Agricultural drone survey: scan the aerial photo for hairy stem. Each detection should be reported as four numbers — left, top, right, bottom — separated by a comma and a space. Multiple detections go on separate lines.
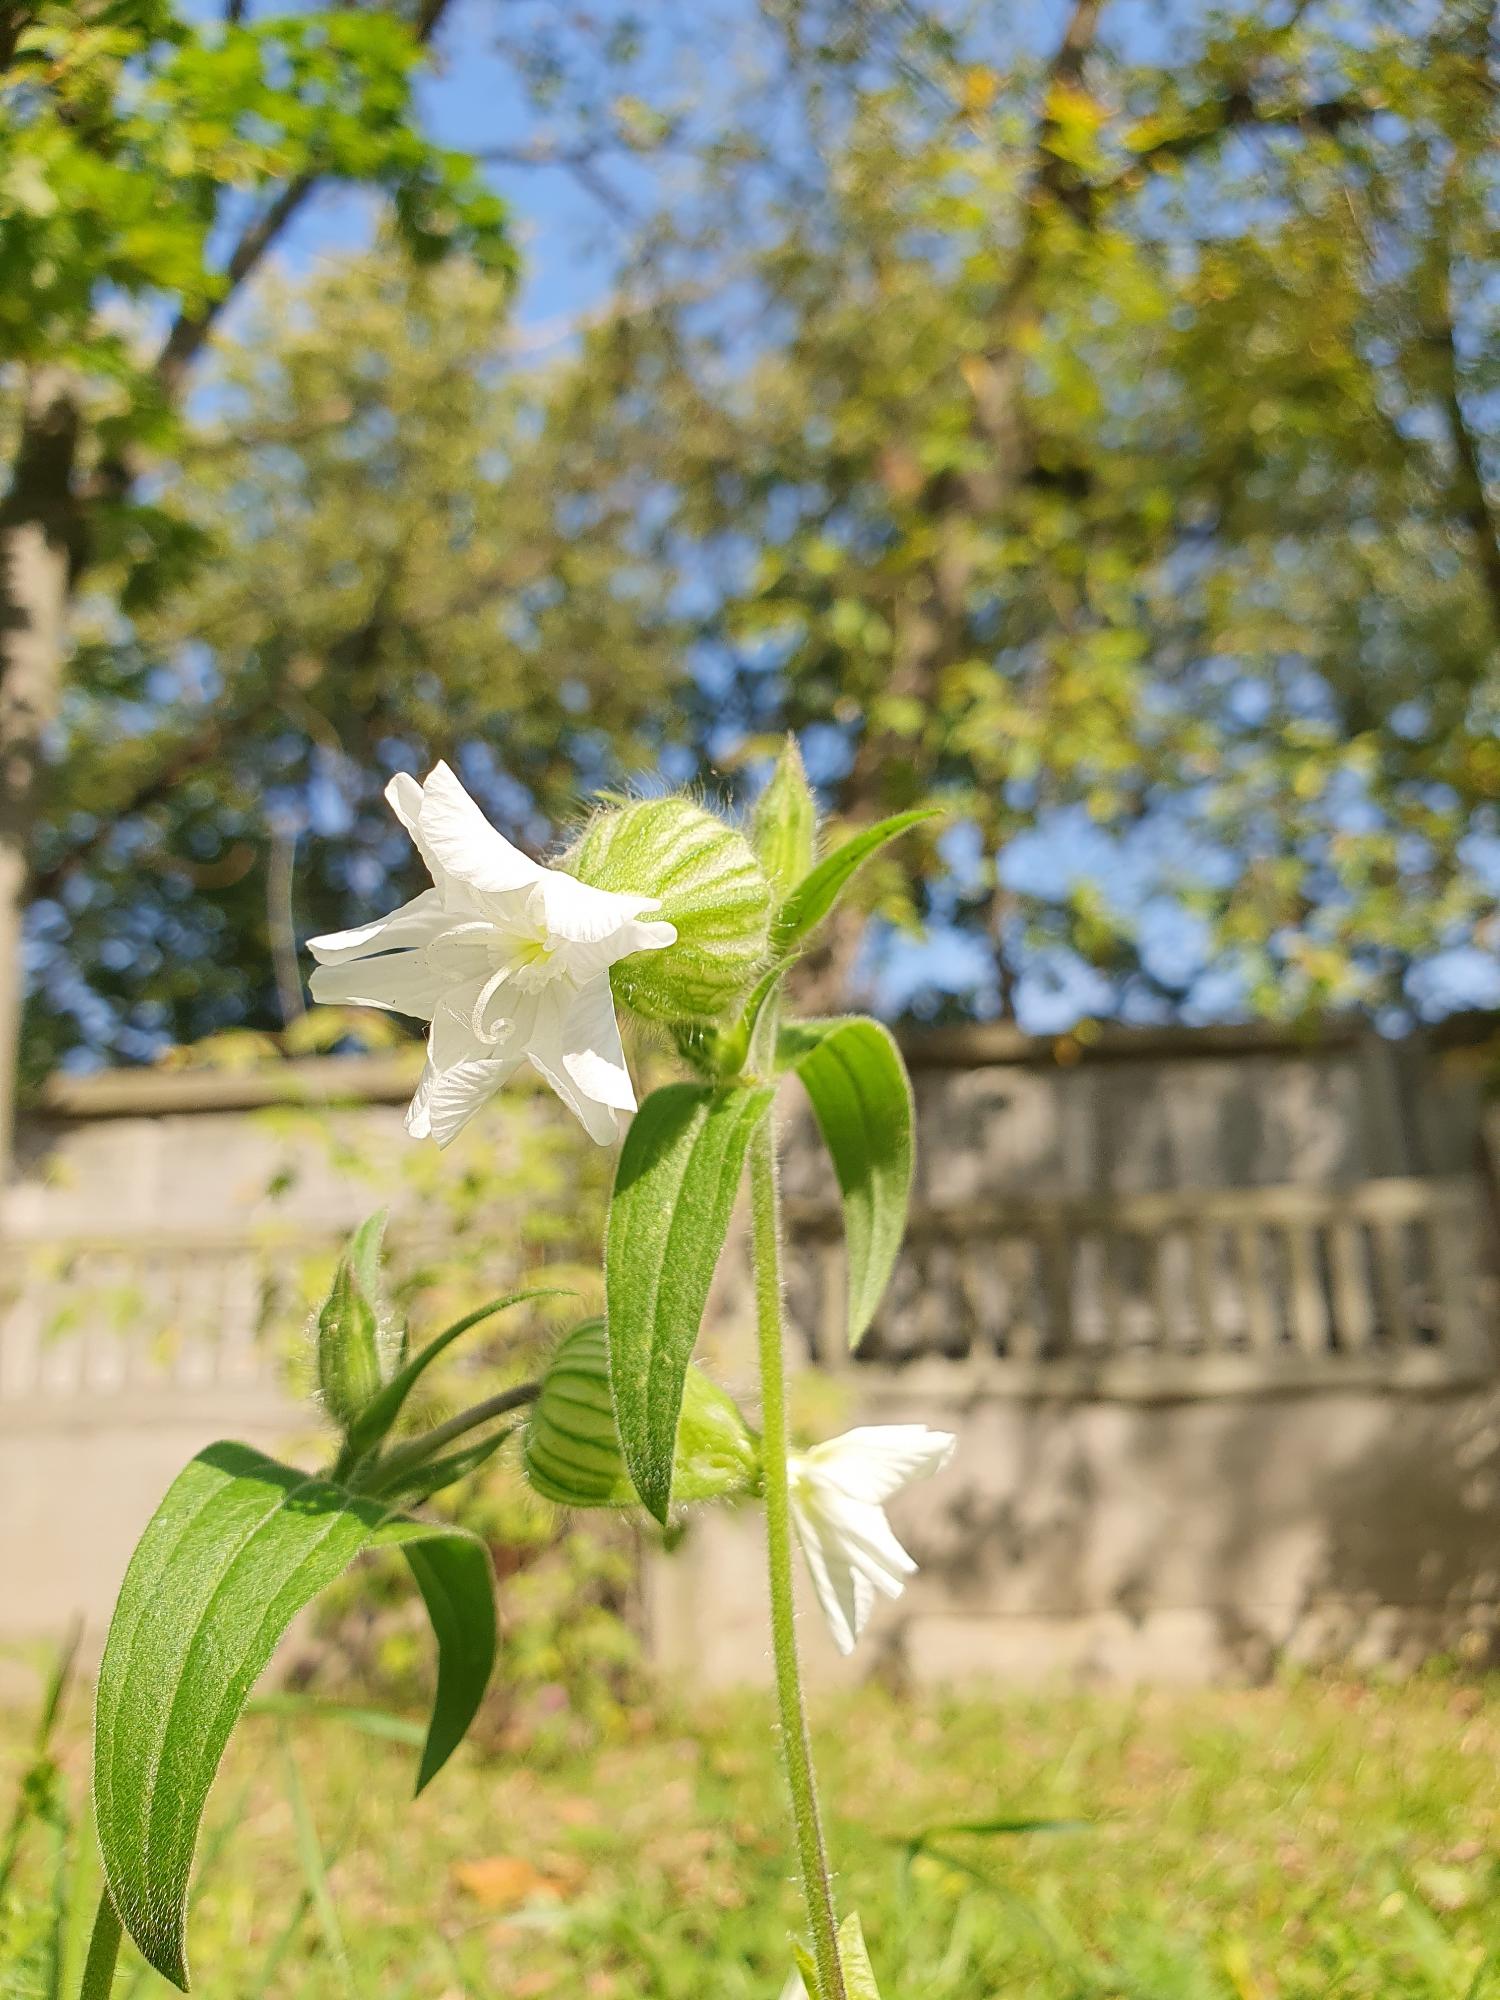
79, 1891, 122, 2000
362, 1381, 540, 1494
749, 1114, 847, 2000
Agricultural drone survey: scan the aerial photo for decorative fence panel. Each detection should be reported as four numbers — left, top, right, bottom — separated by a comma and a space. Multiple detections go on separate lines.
0, 1227, 316, 1425
786, 1176, 1495, 1396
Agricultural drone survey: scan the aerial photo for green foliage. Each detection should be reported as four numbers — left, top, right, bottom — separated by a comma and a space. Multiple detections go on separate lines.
605, 1081, 775, 1522
771, 812, 941, 959
793, 1913, 883, 2000
779, 1019, 914, 1348
508, 5, 1499, 1022
13, 1677, 1500, 1997
0, 4, 510, 373
338, 1285, 564, 1475
93, 1441, 494, 1988
27, 243, 684, 1073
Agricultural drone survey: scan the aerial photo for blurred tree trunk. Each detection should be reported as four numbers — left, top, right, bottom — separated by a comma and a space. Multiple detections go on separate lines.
0, 369, 78, 1175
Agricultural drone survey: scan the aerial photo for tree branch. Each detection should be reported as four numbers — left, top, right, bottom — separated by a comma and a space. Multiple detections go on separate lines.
1433, 174, 1500, 639
152, 0, 460, 397
1102, 88, 1375, 194
154, 178, 318, 398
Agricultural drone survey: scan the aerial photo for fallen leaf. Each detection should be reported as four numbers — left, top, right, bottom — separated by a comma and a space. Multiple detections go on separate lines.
452, 1855, 568, 1910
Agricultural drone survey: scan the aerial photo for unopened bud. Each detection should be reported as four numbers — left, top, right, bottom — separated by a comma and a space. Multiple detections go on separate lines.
524, 1319, 757, 1510
568, 797, 771, 1022
751, 736, 817, 903
316, 1212, 402, 1430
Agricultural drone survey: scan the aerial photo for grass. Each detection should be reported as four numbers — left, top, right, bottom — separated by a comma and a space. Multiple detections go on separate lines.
3, 1669, 1499, 1998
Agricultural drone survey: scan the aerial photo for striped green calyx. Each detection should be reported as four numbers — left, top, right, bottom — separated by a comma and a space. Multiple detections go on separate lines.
568, 797, 772, 1022
523, 1319, 758, 1510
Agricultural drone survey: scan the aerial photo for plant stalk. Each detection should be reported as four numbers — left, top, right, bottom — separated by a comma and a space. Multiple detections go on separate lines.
748, 1113, 847, 2000
361, 1381, 540, 1494
79, 1890, 122, 2000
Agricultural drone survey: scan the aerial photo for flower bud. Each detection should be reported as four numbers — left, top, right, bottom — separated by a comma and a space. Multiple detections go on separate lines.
568, 797, 771, 1022
316, 1212, 403, 1432
524, 1319, 758, 1510
751, 736, 817, 903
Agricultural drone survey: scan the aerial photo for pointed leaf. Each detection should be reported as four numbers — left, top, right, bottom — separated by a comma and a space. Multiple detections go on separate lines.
384, 1525, 496, 1792
771, 809, 937, 955
606, 1081, 774, 1521
342, 1287, 567, 1462
782, 1018, 914, 1347
377, 1424, 517, 1505
837, 1913, 884, 1998
93, 1442, 492, 1988
787, 1942, 819, 1999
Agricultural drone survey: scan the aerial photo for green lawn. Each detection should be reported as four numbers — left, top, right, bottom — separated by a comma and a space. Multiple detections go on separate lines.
5, 1674, 1499, 1998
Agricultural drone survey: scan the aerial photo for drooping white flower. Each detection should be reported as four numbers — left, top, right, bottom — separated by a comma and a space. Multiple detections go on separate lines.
788, 1425, 956, 1656
307, 762, 675, 1147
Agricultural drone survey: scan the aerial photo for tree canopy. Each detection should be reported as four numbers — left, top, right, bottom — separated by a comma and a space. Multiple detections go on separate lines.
0, 0, 513, 1122
11, 0, 1500, 1077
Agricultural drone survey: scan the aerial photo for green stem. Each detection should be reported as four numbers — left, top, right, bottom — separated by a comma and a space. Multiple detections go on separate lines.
749, 1114, 847, 2000
360, 1381, 540, 1495
79, 1890, 122, 2000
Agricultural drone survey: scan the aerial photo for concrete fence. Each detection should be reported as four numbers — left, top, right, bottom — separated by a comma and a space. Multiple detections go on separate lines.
4, 1017, 1499, 1687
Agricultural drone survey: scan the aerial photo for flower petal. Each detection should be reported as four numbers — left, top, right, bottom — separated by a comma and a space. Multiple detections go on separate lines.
556, 976, 638, 1114
306, 889, 448, 966
529, 868, 659, 945
414, 762, 545, 902
815, 1491, 917, 1601
405, 1054, 518, 1148
427, 978, 543, 1070
307, 949, 449, 1020
789, 1483, 868, 1656
803, 1425, 956, 1506
518, 980, 628, 1143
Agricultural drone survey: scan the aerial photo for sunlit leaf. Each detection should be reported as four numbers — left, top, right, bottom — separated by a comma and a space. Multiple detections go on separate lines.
781, 1018, 914, 1347
771, 810, 937, 955
93, 1442, 494, 1988
606, 1081, 774, 1521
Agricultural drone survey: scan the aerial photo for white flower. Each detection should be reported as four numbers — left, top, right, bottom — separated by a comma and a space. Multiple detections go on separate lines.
307, 762, 675, 1147
788, 1425, 956, 1656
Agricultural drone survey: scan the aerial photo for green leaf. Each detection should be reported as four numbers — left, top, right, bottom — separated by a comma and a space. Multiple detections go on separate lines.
375, 1423, 518, 1505
904, 1813, 1089, 1844
786, 1916, 884, 2000
388, 1527, 496, 1794
345, 1209, 389, 1315
837, 1913, 884, 1998
341, 1287, 567, 1464
782, 1018, 914, 1347
712, 960, 791, 1078
243, 1695, 426, 1747
771, 809, 937, 955
93, 1442, 494, 1988
606, 1082, 774, 1521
